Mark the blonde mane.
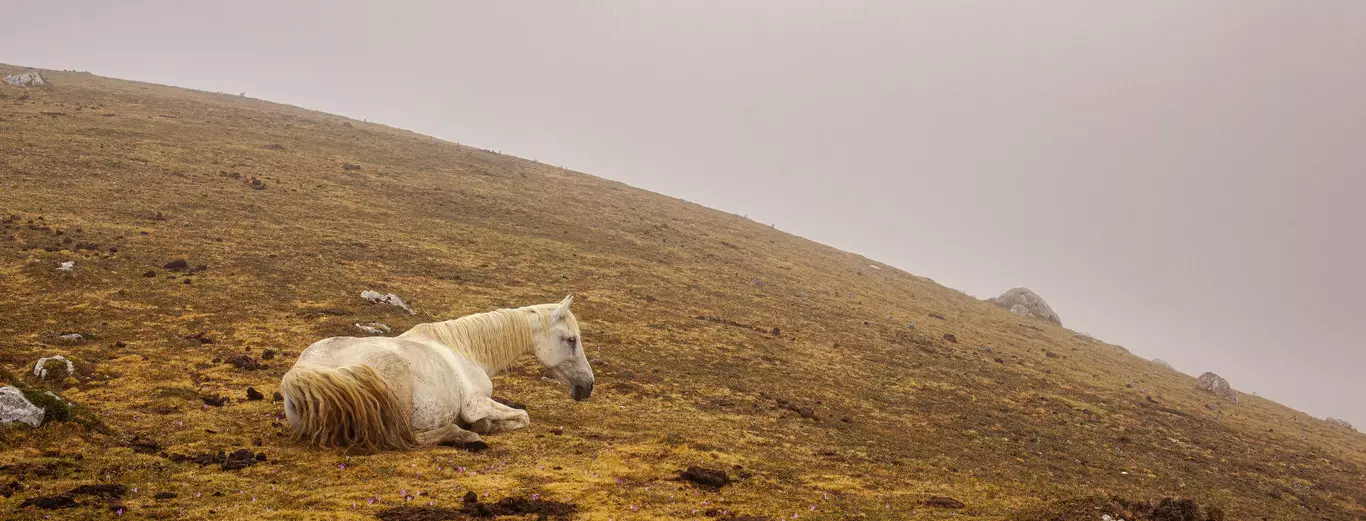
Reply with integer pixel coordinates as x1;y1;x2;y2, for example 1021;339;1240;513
400;305;573;374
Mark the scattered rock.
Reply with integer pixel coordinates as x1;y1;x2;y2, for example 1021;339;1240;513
56;261;75;272
679;466;730;490
201;395;228;407
224;354;265;370
989;287;1062;326
245;387;264;401
342;163;362;171
1152;359;1174;369
32;355;75;384
924;496;965;509
355;322;392;335
162;259;189;270
272;391;283;402
142;270;156;277
928;312;945;320
1196;372;1238;403
942;333;957;344
0;386;45;427
261;349;277;360
1326;417;1355;431
3;71;46;87
58;333;85;342
361;290;416;315
1009;304;1034;318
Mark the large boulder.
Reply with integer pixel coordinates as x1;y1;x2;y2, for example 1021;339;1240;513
3;71;47;87
0;386;45;427
1197;372;1238;403
990;287;1061;326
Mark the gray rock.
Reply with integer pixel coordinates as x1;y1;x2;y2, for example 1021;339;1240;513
56;261;75;272
989;287;1061;326
0;386;44;427
33;355;74;383
1326;417;1354;431
360;290;415;315
354;322;392;335
1008;304;1034;318
1151;358;1173;369
58;333;84;342
3;71;46;87
1197;372;1238;403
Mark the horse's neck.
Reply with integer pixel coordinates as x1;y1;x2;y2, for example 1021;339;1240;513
406;311;536;376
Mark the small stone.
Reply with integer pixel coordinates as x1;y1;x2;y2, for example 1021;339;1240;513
162;259;190;270
261;349;277;360
56;261;75;272
245;387;264;401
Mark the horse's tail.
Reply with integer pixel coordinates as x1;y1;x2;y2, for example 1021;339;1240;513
280;362;416;452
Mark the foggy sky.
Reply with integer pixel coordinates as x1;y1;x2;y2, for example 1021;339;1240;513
7;1;1365;427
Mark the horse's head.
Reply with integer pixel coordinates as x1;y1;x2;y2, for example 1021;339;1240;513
533;295;595;401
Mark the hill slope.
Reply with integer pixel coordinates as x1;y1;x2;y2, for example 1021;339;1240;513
2;65;1364;520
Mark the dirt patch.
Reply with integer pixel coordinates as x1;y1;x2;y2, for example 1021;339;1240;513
925;496;965;508
18;483;126;510
376;493;577;520
679;465;730;490
225;354;266;370
168;449;263;471
1010;495;1222;521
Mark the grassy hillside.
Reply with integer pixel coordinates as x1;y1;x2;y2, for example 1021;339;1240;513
1;65;1363;520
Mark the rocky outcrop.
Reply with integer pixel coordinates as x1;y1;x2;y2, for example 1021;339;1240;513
0;386;45;427
1326;418;1354;431
3;71;47;87
1152;359;1173;369
1009;304;1034;318
1197;372;1238;403
990;287;1061;326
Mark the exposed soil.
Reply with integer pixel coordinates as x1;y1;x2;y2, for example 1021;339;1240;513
679;466;730;490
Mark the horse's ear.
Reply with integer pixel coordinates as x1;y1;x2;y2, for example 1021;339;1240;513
551;294;573;322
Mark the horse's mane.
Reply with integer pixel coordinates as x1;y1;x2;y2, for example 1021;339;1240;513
400;304;572;373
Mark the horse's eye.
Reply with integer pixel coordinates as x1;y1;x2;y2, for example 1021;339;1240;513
566;337;577;349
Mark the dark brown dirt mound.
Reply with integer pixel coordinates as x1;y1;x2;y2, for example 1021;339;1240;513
377;494;577;520
679;465;730;489
168;449;263;471
17;483;126;510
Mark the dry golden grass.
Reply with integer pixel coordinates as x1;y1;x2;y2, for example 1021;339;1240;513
1;65;1364;520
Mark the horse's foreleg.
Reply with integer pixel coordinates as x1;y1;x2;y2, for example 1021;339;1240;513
468;398;531;434
414;424;483;446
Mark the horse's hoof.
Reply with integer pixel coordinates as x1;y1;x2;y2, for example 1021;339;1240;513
446;440;488;452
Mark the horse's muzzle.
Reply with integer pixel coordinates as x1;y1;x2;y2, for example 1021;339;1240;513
571;381;594;401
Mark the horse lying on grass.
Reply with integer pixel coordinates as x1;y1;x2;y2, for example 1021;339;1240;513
280;295;594;451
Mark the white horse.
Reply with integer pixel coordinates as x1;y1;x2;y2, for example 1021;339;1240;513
280;295;594;451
